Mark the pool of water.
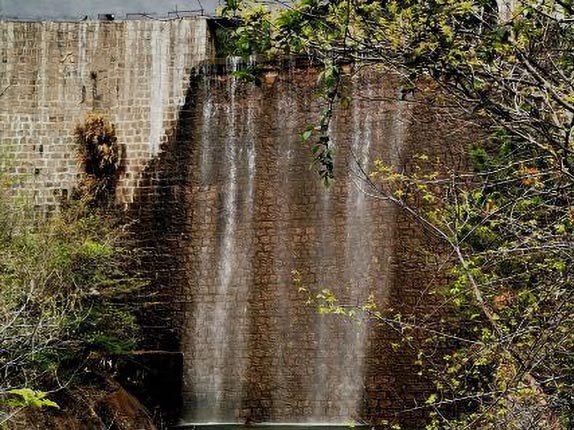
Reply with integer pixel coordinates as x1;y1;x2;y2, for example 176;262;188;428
173;424;371;430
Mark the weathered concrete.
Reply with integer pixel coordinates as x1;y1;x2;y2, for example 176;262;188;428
0;18;212;209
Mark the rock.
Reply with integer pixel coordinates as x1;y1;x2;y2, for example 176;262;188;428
10;376;156;430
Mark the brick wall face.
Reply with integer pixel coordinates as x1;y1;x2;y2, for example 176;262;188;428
0;18;212;208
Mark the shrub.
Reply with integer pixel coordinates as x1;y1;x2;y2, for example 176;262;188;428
0;166;143;424
73;113;120;206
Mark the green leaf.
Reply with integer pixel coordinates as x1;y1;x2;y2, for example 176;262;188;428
8;388;60;409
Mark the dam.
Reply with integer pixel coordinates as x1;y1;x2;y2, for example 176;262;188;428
0;17;470;427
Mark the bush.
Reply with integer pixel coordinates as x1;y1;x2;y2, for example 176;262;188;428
0;166;143;424
73;113;120;206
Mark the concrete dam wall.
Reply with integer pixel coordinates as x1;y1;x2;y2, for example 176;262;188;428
0;18;471;427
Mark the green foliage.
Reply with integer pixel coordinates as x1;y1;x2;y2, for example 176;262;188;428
218;2;343;183
0;165;143;424
370;130;574;428
292;270;378;320
6;389;59;409
217;1;274;57
230;65;261;84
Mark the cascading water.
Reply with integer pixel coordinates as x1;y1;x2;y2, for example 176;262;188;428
180;65;411;425
210;57;240;418
184;57;254;422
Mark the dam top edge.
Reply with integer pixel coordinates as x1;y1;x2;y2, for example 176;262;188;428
0;15;216;23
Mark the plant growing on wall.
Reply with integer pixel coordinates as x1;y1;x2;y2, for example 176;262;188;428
74;113;120;205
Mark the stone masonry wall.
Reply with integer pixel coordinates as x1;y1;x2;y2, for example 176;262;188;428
0;17;478;428
0;18;212;209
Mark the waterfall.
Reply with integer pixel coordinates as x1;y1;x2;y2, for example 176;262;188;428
184;73;217;422
184;57;258;422
339;79;377;420
180;66;410;425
